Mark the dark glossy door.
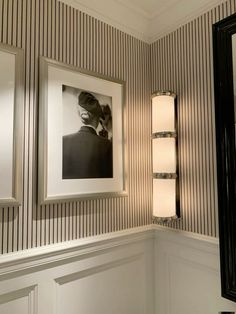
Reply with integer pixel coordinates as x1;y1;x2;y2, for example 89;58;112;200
213;13;236;303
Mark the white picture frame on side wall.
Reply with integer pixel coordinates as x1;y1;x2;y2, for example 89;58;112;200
0;43;24;207
38;57;126;204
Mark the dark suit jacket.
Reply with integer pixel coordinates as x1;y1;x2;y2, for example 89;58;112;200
63;126;113;179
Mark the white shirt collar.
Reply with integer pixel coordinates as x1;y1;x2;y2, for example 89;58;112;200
83;124;97;134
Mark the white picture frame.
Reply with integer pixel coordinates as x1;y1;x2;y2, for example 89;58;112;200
38;57;126;204
0;43;24;207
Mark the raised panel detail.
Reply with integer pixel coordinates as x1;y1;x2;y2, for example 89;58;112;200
0;286;37;314
0;228;154;314
55;255;146;314
154;227;236;314
169;257;225;314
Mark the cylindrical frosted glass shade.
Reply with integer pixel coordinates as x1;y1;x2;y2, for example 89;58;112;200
153;179;176;218
152;138;176;173
152;95;175;133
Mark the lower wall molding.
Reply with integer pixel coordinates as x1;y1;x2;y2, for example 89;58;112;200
0;225;154;314
153;225;236;314
0;285;37;314
0;225;236;314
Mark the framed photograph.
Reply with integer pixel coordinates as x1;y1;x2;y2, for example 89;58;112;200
38;57;126;204
0;43;24;207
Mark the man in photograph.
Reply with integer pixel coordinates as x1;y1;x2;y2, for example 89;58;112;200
62;91;113;179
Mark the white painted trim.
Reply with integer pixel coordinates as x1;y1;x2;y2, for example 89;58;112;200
0;224;220;278
1;225;234;314
59;0;149;43
153;226;236;313
153;225;219;250
114;0;151;19
60;0;227;43
0;285;37;312
149;0;227;42
0;225;154;277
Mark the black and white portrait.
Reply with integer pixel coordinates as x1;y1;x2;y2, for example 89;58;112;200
38;58;124;202
62;84;113;180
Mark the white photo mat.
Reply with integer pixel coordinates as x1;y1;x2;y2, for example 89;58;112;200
0;43;24;207
38;57;126;204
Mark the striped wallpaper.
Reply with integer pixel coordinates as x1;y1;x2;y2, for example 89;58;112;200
0;0;152;254
0;0;235;254
151;0;236;237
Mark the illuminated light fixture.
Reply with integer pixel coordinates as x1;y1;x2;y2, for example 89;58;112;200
152;91;180;223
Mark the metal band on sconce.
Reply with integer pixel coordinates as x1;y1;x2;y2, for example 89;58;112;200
153;173;178;179
152;215;178;224
152;91;176;98
152;131;177;139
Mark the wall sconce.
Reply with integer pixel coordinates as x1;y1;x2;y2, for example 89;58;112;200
152;91;180;223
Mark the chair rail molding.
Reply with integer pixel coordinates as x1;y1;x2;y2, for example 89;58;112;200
0;225;154;278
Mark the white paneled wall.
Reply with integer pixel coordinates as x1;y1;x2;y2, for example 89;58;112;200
154;226;236;314
0;226;236;314
0;226;154;314
0;286;37;314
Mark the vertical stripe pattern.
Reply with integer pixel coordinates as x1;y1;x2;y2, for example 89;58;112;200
151;0;236;237
0;0;235;254
0;0;152;254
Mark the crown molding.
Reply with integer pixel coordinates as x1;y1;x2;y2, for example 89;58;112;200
114;0;151;19
60;0;227;43
59;0;150;42
148;0;227;42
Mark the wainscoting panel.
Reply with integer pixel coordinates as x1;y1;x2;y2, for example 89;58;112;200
55;254;145;314
0;226;236;314
0;226;154;314
0;286;37;314
154;226;236;314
